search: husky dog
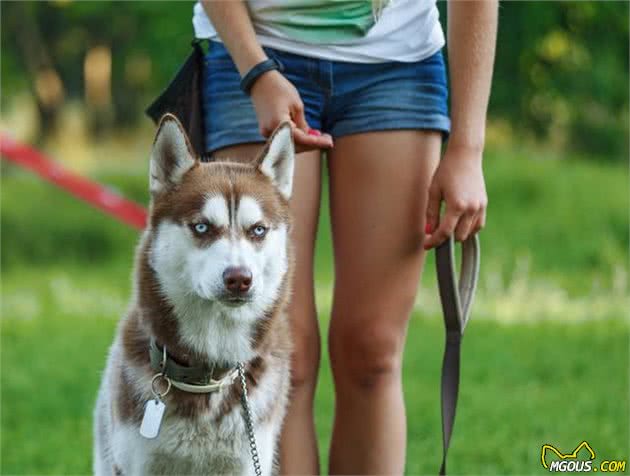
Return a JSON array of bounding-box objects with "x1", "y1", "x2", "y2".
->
[{"x1": 93, "y1": 115, "x2": 294, "y2": 475}]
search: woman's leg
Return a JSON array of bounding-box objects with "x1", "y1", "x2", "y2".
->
[
  {"x1": 327, "y1": 130, "x2": 441, "y2": 475},
  {"x1": 212, "y1": 145, "x2": 323, "y2": 475}
]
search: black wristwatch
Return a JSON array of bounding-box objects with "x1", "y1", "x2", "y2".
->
[{"x1": 240, "y1": 58, "x2": 284, "y2": 95}]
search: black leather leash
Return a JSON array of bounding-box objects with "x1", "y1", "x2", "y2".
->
[{"x1": 435, "y1": 235, "x2": 480, "y2": 475}]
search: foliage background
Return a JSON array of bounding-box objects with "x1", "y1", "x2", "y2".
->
[
  {"x1": 2, "y1": 1, "x2": 628, "y2": 158},
  {"x1": 1, "y1": 1, "x2": 628, "y2": 475}
]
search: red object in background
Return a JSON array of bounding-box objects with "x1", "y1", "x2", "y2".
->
[{"x1": 0, "y1": 132, "x2": 147, "y2": 230}]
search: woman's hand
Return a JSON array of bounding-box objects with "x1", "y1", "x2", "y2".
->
[
  {"x1": 422, "y1": 0, "x2": 496, "y2": 249},
  {"x1": 203, "y1": 1, "x2": 333, "y2": 152},
  {"x1": 251, "y1": 70, "x2": 333, "y2": 153},
  {"x1": 423, "y1": 144, "x2": 487, "y2": 249}
]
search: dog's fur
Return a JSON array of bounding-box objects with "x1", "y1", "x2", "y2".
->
[{"x1": 93, "y1": 115, "x2": 295, "y2": 475}]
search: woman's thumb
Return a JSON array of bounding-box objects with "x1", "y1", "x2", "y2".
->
[{"x1": 291, "y1": 103, "x2": 309, "y2": 132}]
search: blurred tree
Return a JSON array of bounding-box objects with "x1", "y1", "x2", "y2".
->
[
  {"x1": 4, "y1": 2, "x2": 66, "y2": 138},
  {"x1": 1, "y1": 1, "x2": 193, "y2": 139},
  {"x1": 439, "y1": 1, "x2": 629, "y2": 160},
  {"x1": 1, "y1": 1, "x2": 628, "y2": 159}
]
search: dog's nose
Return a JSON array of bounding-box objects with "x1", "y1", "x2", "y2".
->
[{"x1": 223, "y1": 266, "x2": 252, "y2": 294}]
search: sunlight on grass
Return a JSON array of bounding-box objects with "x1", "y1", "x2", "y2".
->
[
  {"x1": 3, "y1": 270, "x2": 129, "y2": 322},
  {"x1": 412, "y1": 254, "x2": 628, "y2": 324}
]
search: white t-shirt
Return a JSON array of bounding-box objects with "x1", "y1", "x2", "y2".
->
[{"x1": 193, "y1": 0, "x2": 445, "y2": 63}]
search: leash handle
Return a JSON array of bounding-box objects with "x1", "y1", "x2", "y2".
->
[{"x1": 436, "y1": 235, "x2": 480, "y2": 475}]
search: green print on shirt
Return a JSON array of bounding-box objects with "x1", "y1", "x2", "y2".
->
[{"x1": 253, "y1": 0, "x2": 388, "y2": 43}]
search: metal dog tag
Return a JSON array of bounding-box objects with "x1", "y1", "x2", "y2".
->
[{"x1": 140, "y1": 399, "x2": 165, "y2": 439}]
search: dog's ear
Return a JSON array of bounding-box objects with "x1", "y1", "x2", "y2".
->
[
  {"x1": 256, "y1": 122, "x2": 295, "y2": 200},
  {"x1": 149, "y1": 114, "x2": 197, "y2": 195}
]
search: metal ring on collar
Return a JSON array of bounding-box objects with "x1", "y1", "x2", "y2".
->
[{"x1": 151, "y1": 373, "x2": 171, "y2": 400}]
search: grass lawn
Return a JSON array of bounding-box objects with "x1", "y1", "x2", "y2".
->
[{"x1": 1, "y1": 144, "x2": 628, "y2": 474}]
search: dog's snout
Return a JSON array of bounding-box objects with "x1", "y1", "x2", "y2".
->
[{"x1": 223, "y1": 266, "x2": 252, "y2": 294}]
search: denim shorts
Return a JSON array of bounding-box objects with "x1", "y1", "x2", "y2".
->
[{"x1": 202, "y1": 40, "x2": 450, "y2": 154}]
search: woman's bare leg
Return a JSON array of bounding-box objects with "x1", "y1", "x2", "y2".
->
[
  {"x1": 327, "y1": 131, "x2": 441, "y2": 475},
  {"x1": 213, "y1": 145, "x2": 322, "y2": 475}
]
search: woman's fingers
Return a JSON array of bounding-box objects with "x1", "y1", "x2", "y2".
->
[
  {"x1": 293, "y1": 128, "x2": 333, "y2": 152},
  {"x1": 423, "y1": 204, "x2": 461, "y2": 249},
  {"x1": 471, "y1": 207, "x2": 486, "y2": 234},
  {"x1": 291, "y1": 101, "x2": 310, "y2": 132},
  {"x1": 290, "y1": 101, "x2": 333, "y2": 151},
  {"x1": 454, "y1": 212, "x2": 475, "y2": 242},
  {"x1": 261, "y1": 118, "x2": 332, "y2": 152},
  {"x1": 425, "y1": 201, "x2": 486, "y2": 249}
]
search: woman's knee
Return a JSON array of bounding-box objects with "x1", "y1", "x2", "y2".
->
[
  {"x1": 328, "y1": 310, "x2": 411, "y2": 391},
  {"x1": 290, "y1": 314, "x2": 321, "y2": 391}
]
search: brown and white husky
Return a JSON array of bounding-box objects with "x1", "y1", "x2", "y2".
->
[{"x1": 93, "y1": 115, "x2": 294, "y2": 475}]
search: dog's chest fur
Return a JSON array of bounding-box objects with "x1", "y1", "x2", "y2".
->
[
  {"x1": 98, "y1": 328, "x2": 290, "y2": 475},
  {"x1": 96, "y1": 303, "x2": 291, "y2": 476}
]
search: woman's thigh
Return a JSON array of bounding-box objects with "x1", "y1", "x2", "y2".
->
[{"x1": 327, "y1": 130, "x2": 441, "y2": 370}]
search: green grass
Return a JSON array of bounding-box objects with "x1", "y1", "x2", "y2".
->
[
  {"x1": 2, "y1": 305, "x2": 627, "y2": 474},
  {"x1": 1, "y1": 145, "x2": 628, "y2": 474}
]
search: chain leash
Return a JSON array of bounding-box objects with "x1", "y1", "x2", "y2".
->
[{"x1": 238, "y1": 362, "x2": 262, "y2": 476}]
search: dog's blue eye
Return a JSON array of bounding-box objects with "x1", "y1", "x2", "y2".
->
[
  {"x1": 194, "y1": 223, "x2": 209, "y2": 234},
  {"x1": 252, "y1": 225, "x2": 267, "y2": 238}
]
